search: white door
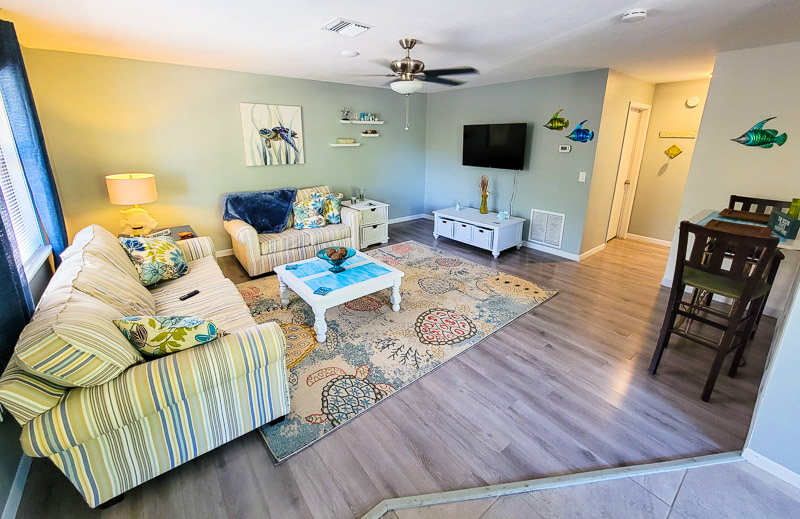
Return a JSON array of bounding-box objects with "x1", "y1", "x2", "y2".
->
[{"x1": 607, "y1": 102, "x2": 651, "y2": 241}]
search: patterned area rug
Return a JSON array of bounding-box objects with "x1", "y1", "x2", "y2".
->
[{"x1": 237, "y1": 241, "x2": 557, "y2": 462}]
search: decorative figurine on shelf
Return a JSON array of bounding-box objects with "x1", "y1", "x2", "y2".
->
[
  {"x1": 341, "y1": 107, "x2": 351, "y2": 122},
  {"x1": 479, "y1": 175, "x2": 489, "y2": 214},
  {"x1": 455, "y1": 201, "x2": 462, "y2": 211},
  {"x1": 358, "y1": 187, "x2": 366, "y2": 201},
  {"x1": 497, "y1": 211, "x2": 510, "y2": 220}
]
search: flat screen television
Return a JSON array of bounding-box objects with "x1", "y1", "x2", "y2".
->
[{"x1": 462, "y1": 123, "x2": 527, "y2": 170}]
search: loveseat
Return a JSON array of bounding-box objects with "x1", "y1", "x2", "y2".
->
[
  {"x1": 223, "y1": 185, "x2": 361, "y2": 277},
  {"x1": 0, "y1": 224, "x2": 290, "y2": 507}
]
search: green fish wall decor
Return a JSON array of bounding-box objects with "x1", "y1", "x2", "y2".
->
[
  {"x1": 544, "y1": 109, "x2": 569, "y2": 131},
  {"x1": 731, "y1": 117, "x2": 788, "y2": 148}
]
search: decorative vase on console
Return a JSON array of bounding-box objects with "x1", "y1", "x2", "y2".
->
[{"x1": 479, "y1": 175, "x2": 489, "y2": 214}]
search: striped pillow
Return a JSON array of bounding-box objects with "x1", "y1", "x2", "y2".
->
[
  {"x1": 61, "y1": 224, "x2": 138, "y2": 281},
  {"x1": 15, "y1": 290, "x2": 144, "y2": 388},
  {"x1": 46, "y1": 251, "x2": 156, "y2": 316},
  {"x1": 0, "y1": 355, "x2": 67, "y2": 425}
]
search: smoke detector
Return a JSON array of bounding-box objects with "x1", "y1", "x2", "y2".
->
[
  {"x1": 320, "y1": 18, "x2": 372, "y2": 37},
  {"x1": 621, "y1": 9, "x2": 647, "y2": 22}
]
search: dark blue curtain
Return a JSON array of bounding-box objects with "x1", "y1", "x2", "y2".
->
[
  {"x1": 0, "y1": 20, "x2": 65, "y2": 367},
  {"x1": 0, "y1": 20, "x2": 67, "y2": 262}
]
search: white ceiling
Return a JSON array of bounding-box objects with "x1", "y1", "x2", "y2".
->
[{"x1": 3, "y1": 0, "x2": 800, "y2": 92}]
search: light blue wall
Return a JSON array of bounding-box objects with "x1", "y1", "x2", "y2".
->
[
  {"x1": 423, "y1": 70, "x2": 608, "y2": 256},
  {"x1": 23, "y1": 49, "x2": 428, "y2": 249}
]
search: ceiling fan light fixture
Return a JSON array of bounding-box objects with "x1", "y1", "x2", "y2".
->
[{"x1": 390, "y1": 79, "x2": 423, "y2": 95}]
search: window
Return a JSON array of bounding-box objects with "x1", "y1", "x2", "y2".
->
[{"x1": 0, "y1": 92, "x2": 45, "y2": 277}]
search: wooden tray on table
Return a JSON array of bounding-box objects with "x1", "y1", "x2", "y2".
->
[
  {"x1": 705, "y1": 219, "x2": 773, "y2": 237},
  {"x1": 718, "y1": 208, "x2": 771, "y2": 224}
]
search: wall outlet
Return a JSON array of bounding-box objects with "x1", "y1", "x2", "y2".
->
[{"x1": 578, "y1": 171, "x2": 587, "y2": 182}]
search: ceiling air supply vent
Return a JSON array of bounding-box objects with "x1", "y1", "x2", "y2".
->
[
  {"x1": 529, "y1": 209, "x2": 565, "y2": 249},
  {"x1": 320, "y1": 18, "x2": 372, "y2": 37}
]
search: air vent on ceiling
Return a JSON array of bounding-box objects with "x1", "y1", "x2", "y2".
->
[
  {"x1": 320, "y1": 18, "x2": 372, "y2": 37},
  {"x1": 529, "y1": 209, "x2": 565, "y2": 249}
]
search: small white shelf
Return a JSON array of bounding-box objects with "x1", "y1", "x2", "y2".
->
[
  {"x1": 330, "y1": 142, "x2": 361, "y2": 147},
  {"x1": 341, "y1": 120, "x2": 385, "y2": 125},
  {"x1": 361, "y1": 133, "x2": 380, "y2": 138}
]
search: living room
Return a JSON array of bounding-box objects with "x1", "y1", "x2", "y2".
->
[{"x1": 1, "y1": 2, "x2": 800, "y2": 518}]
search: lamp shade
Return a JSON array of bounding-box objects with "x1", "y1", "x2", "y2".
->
[
  {"x1": 390, "y1": 79, "x2": 423, "y2": 95},
  {"x1": 105, "y1": 173, "x2": 158, "y2": 205}
]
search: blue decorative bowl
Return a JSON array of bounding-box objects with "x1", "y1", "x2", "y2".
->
[{"x1": 316, "y1": 247, "x2": 357, "y2": 273}]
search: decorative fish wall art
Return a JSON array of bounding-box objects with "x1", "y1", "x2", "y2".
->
[
  {"x1": 731, "y1": 117, "x2": 788, "y2": 148},
  {"x1": 544, "y1": 109, "x2": 569, "y2": 131},
  {"x1": 567, "y1": 120, "x2": 594, "y2": 143}
]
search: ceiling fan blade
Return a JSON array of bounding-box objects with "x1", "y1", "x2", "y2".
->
[
  {"x1": 422, "y1": 66, "x2": 479, "y2": 77},
  {"x1": 353, "y1": 74, "x2": 398, "y2": 77},
  {"x1": 420, "y1": 76, "x2": 464, "y2": 86}
]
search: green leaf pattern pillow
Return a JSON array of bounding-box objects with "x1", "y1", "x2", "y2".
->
[
  {"x1": 120, "y1": 237, "x2": 189, "y2": 286},
  {"x1": 323, "y1": 193, "x2": 342, "y2": 224},
  {"x1": 293, "y1": 194, "x2": 326, "y2": 229},
  {"x1": 114, "y1": 315, "x2": 223, "y2": 356}
]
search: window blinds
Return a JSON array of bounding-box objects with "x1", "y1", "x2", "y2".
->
[{"x1": 0, "y1": 92, "x2": 44, "y2": 268}]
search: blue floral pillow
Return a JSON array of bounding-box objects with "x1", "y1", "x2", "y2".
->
[
  {"x1": 114, "y1": 315, "x2": 223, "y2": 356},
  {"x1": 293, "y1": 194, "x2": 326, "y2": 229},
  {"x1": 323, "y1": 193, "x2": 342, "y2": 224},
  {"x1": 119, "y1": 237, "x2": 189, "y2": 286}
]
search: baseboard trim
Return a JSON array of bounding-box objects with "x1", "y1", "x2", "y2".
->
[
  {"x1": 1, "y1": 455, "x2": 31, "y2": 519},
  {"x1": 579, "y1": 243, "x2": 606, "y2": 261},
  {"x1": 626, "y1": 233, "x2": 672, "y2": 248},
  {"x1": 522, "y1": 241, "x2": 579, "y2": 261},
  {"x1": 216, "y1": 248, "x2": 234, "y2": 258},
  {"x1": 361, "y1": 452, "x2": 743, "y2": 519},
  {"x1": 742, "y1": 448, "x2": 800, "y2": 489},
  {"x1": 388, "y1": 214, "x2": 430, "y2": 224}
]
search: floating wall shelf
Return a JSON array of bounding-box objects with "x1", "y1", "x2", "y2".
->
[
  {"x1": 330, "y1": 142, "x2": 362, "y2": 147},
  {"x1": 361, "y1": 133, "x2": 380, "y2": 138},
  {"x1": 341, "y1": 120, "x2": 385, "y2": 125}
]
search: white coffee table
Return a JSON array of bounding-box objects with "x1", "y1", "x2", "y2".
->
[{"x1": 274, "y1": 251, "x2": 404, "y2": 342}]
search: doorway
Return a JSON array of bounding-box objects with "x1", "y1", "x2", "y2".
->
[{"x1": 607, "y1": 102, "x2": 651, "y2": 241}]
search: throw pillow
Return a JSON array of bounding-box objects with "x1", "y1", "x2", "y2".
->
[
  {"x1": 222, "y1": 188, "x2": 297, "y2": 234},
  {"x1": 323, "y1": 193, "x2": 343, "y2": 224},
  {"x1": 114, "y1": 316, "x2": 224, "y2": 356},
  {"x1": 120, "y1": 237, "x2": 189, "y2": 286},
  {"x1": 293, "y1": 194, "x2": 326, "y2": 229}
]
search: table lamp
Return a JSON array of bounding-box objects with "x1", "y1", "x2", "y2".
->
[{"x1": 105, "y1": 173, "x2": 158, "y2": 236}]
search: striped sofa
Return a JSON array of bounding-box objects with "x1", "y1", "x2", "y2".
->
[
  {"x1": 0, "y1": 224, "x2": 290, "y2": 507},
  {"x1": 223, "y1": 185, "x2": 361, "y2": 276}
]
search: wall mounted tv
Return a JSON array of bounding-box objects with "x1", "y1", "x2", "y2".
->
[{"x1": 462, "y1": 123, "x2": 527, "y2": 171}]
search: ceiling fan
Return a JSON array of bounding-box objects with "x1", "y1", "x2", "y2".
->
[
  {"x1": 366, "y1": 38, "x2": 478, "y2": 130},
  {"x1": 377, "y1": 38, "x2": 479, "y2": 94}
]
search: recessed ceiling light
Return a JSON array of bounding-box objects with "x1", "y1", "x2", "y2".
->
[{"x1": 341, "y1": 50, "x2": 360, "y2": 58}]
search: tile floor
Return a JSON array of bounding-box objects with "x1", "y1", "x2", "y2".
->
[{"x1": 385, "y1": 460, "x2": 800, "y2": 518}]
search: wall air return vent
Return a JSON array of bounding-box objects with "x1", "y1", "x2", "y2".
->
[
  {"x1": 529, "y1": 209, "x2": 565, "y2": 249},
  {"x1": 320, "y1": 18, "x2": 372, "y2": 37}
]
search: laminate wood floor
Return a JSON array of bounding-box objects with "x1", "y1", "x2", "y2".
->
[{"x1": 16, "y1": 219, "x2": 775, "y2": 519}]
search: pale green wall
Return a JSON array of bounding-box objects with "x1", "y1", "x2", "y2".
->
[
  {"x1": 424, "y1": 69, "x2": 609, "y2": 256},
  {"x1": 22, "y1": 49, "x2": 428, "y2": 249},
  {"x1": 628, "y1": 79, "x2": 710, "y2": 242},
  {"x1": 581, "y1": 70, "x2": 654, "y2": 253},
  {"x1": 663, "y1": 42, "x2": 800, "y2": 315}
]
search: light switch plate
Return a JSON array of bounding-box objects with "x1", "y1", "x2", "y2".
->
[{"x1": 578, "y1": 171, "x2": 587, "y2": 182}]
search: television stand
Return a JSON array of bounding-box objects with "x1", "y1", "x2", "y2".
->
[{"x1": 432, "y1": 207, "x2": 524, "y2": 258}]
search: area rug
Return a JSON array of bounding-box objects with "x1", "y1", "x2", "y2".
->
[{"x1": 236, "y1": 240, "x2": 557, "y2": 462}]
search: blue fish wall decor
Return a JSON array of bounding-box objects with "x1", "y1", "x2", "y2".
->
[
  {"x1": 566, "y1": 120, "x2": 594, "y2": 143},
  {"x1": 731, "y1": 117, "x2": 787, "y2": 148}
]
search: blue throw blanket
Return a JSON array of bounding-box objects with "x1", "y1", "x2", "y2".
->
[{"x1": 223, "y1": 188, "x2": 297, "y2": 234}]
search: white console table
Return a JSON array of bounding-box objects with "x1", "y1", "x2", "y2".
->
[{"x1": 432, "y1": 207, "x2": 524, "y2": 258}]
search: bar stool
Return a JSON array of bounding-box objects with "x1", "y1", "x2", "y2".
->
[{"x1": 648, "y1": 221, "x2": 778, "y2": 401}]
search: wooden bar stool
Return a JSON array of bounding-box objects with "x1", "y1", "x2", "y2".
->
[{"x1": 648, "y1": 221, "x2": 778, "y2": 402}]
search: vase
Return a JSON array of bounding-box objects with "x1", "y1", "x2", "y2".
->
[{"x1": 479, "y1": 193, "x2": 489, "y2": 214}]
